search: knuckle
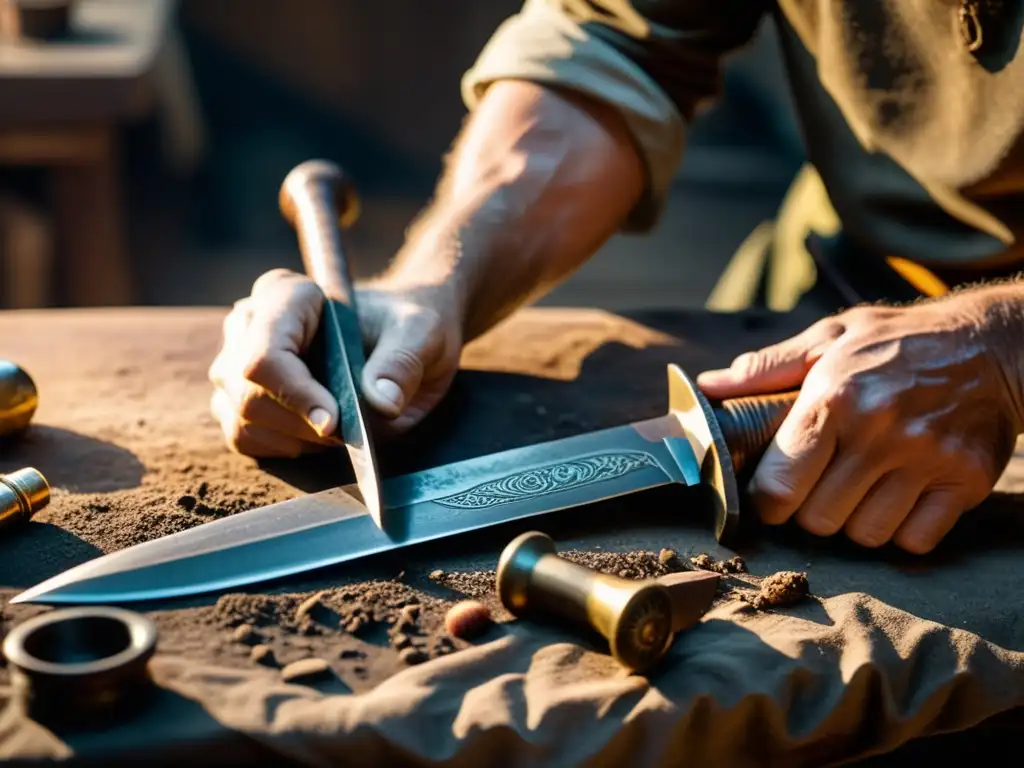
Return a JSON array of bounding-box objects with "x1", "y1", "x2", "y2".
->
[
  {"x1": 797, "y1": 510, "x2": 843, "y2": 537},
  {"x1": 386, "y1": 345, "x2": 427, "y2": 380},
  {"x1": 236, "y1": 386, "x2": 263, "y2": 422},
  {"x1": 847, "y1": 521, "x2": 891, "y2": 549},
  {"x1": 821, "y1": 375, "x2": 865, "y2": 416},
  {"x1": 812, "y1": 315, "x2": 848, "y2": 341},
  {"x1": 207, "y1": 356, "x2": 223, "y2": 386},
  {"x1": 731, "y1": 351, "x2": 766, "y2": 379},
  {"x1": 291, "y1": 278, "x2": 324, "y2": 305},
  {"x1": 894, "y1": 531, "x2": 936, "y2": 556},
  {"x1": 251, "y1": 268, "x2": 298, "y2": 294},
  {"x1": 240, "y1": 348, "x2": 274, "y2": 385},
  {"x1": 753, "y1": 473, "x2": 803, "y2": 510}
]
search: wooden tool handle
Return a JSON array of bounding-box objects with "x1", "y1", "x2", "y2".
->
[
  {"x1": 279, "y1": 159, "x2": 362, "y2": 302},
  {"x1": 713, "y1": 391, "x2": 800, "y2": 475}
]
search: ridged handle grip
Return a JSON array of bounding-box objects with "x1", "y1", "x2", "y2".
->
[
  {"x1": 713, "y1": 392, "x2": 799, "y2": 475},
  {"x1": 278, "y1": 159, "x2": 361, "y2": 303}
]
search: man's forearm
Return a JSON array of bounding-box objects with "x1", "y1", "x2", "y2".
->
[{"x1": 383, "y1": 79, "x2": 646, "y2": 342}]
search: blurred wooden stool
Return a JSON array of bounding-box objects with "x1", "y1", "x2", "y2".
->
[{"x1": 0, "y1": 0, "x2": 200, "y2": 307}]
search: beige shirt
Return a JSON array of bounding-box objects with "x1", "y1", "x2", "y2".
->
[{"x1": 461, "y1": 0, "x2": 1024, "y2": 269}]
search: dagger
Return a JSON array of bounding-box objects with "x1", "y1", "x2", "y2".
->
[
  {"x1": 280, "y1": 160, "x2": 386, "y2": 530},
  {"x1": 11, "y1": 366, "x2": 795, "y2": 605}
]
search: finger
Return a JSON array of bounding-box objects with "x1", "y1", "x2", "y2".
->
[
  {"x1": 748, "y1": 392, "x2": 837, "y2": 526},
  {"x1": 361, "y1": 313, "x2": 445, "y2": 419},
  {"x1": 893, "y1": 488, "x2": 967, "y2": 554},
  {"x1": 218, "y1": 375, "x2": 340, "y2": 446},
  {"x1": 250, "y1": 268, "x2": 304, "y2": 297},
  {"x1": 696, "y1": 318, "x2": 845, "y2": 399},
  {"x1": 222, "y1": 297, "x2": 254, "y2": 341},
  {"x1": 242, "y1": 291, "x2": 339, "y2": 437},
  {"x1": 841, "y1": 472, "x2": 927, "y2": 548},
  {"x1": 792, "y1": 450, "x2": 895, "y2": 537},
  {"x1": 210, "y1": 390, "x2": 306, "y2": 458}
]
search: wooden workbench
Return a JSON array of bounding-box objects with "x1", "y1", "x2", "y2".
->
[{"x1": 1, "y1": 306, "x2": 1023, "y2": 766}]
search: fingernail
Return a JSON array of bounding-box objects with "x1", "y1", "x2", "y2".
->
[
  {"x1": 375, "y1": 378, "x2": 404, "y2": 413},
  {"x1": 308, "y1": 407, "x2": 332, "y2": 436}
]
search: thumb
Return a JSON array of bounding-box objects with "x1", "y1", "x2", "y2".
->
[
  {"x1": 696, "y1": 318, "x2": 844, "y2": 399},
  {"x1": 361, "y1": 313, "x2": 442, "y2": 419}
]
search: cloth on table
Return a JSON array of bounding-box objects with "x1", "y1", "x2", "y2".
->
[{"x1": 1, "y1": 306, "x2": 1023, "y2": 767}]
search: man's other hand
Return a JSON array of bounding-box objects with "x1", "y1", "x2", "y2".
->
[{"x1": 698, "y1": 296, "x2": 1023, "y2": 554}]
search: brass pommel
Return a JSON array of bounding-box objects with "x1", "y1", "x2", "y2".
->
[
  {"x1": 0, "y1": 467, "x2": 51, "y2": 533},
  {"x1": 0, "y1": 360, "x2": 39, "y2": 437},
  {"x1": 497, "y1": 531, "x2": 675, "y2": 674}
]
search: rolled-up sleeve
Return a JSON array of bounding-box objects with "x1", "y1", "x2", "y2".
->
[{"x1": 462, "y1": 0, "x2": 770, "y2": 231}]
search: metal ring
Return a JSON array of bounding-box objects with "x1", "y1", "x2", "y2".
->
[{"x1": 2, "y1": 607, "x2": 158, "y2": 725}]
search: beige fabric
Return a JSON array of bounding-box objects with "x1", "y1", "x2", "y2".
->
[{"x1": 2, "y1": 309, "x2": 1024, "y2": 766}]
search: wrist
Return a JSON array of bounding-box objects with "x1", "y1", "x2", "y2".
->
[
  {"x1": 361, "y1": 232, "x2": 471, "y2": 337},
  {"x1": 963, "y1": 283, "x2": 1024, "y2": 432},
  {"x1": 382, "y1": 200, "x2": 542, "y2": 342}
]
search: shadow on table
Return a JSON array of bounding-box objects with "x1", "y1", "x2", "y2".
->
[
  {"x1": 35, "y1": 686, "x2": 279, "y2": 766},
  {"x1": 0, "y1": 522, "x2": 101, "y2": 588},
  {"x1": 0, "y1": 425, "x2": 145, "y2": 493}
]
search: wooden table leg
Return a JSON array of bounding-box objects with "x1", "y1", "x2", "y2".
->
[
  {"x1": 49, "y1": 126, "x2": 135, "y2": 306},
  {"x1": 0, "y1": 193, "x2": 54, "y2": 308}
]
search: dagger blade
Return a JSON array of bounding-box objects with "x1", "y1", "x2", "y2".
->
[{"x1": 11, "y1": 418, "x2": 699, "y2": 605}]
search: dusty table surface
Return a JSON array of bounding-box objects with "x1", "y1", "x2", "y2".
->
[{"x1": 1, "y1": 306, "x2": 1024, "y2": 767}]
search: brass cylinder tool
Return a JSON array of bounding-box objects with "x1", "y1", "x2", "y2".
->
[
  {"x1": 0, "y1": 467, "x2": 50, "y2": 535},
  {"x1": 498, "y1": 531, "x2": 676, "y2": 674},
  {"x1": 0, "y1": 360, "x2": 39, "y2": 437}
]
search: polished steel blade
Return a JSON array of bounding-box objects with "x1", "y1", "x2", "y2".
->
[
  {"x1": 321, "y1": 296, "x2": 384, "y2": 528},
  {"x1": 11, "y1": 420, "x2": 699, "y2": 605}
]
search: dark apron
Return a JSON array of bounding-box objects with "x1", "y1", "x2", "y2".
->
[{"x1": 708, "y1": 163, "x2": 1021, "y2": 312}]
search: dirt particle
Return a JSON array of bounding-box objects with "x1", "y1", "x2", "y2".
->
[
  {"x1": 339, "y1": 648, "x2": 365, "y2": 660},
  {"x1": 400, "y1": 604, "x2": 420, "y2": 623},
  {"x1": 434, "y1": 636, "x2": 456, "y2": 655},
  {"x1": 723, "y1": 556, "x2": 748, "y2": 574},
  {"x1": 177, "y1": 495, "x2": 197, "y2": 511},
  {"x1": 658, "y1": 548, "x2": 684, "y2": 571},
  {"x1": 231, "y1": 623, "x2": 261, "y2": 645},
  {"x1": 445, "y1": 600, "x2": 492, "y2": 640},
  {"x1": 391, "y1": 632, "x2": 412, "y2": 650},
  {"x1": 399, "y1": 648, "x2": 428, "y2": 665},
  {"x1": 250, "y1": 644, "x2": 277, "y2": 667},
  {"x1": 281, "y1": 657, "x2": 332, "y2": 683},
  {"x1": 750, "y1": 571, "x2": 810, "y2": 610},
  {"x1": 429, "y1": 570, "x2": 445, "y2": 581},
  {"x1": 691, "y1": 553, "x2": 748, "y2": 575},
  {"x1": 295, "y1": 591, "x2": 337, "y2": 627}
]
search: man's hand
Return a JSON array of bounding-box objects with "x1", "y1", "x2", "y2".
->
[
  {"x1": 697, "y1": 293, "x2": 1024, "y2": 554},
  {"x1": 208, "y1": 269, "x2": 462, "y2": 458}
]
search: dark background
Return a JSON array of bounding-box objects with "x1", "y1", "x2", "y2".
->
[{"x1": 1, "y1": 0, "x2": 805, "y2": 310}]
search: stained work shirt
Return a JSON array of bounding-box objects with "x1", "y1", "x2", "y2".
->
[{"x1": 461, "y1": 0, "x2": 1024, "y2": 270}]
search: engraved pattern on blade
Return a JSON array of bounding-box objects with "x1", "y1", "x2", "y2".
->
[{"x1": 433, "y1": 451, "x2": 659, "y2": 510}]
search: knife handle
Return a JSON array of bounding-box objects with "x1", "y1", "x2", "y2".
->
[
  {"x1": 713, "y1": 391, "x2": 799, "y2": 475},
  {"x1": 279, "y1": 159, "x2": 362, "y2": 303}
]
